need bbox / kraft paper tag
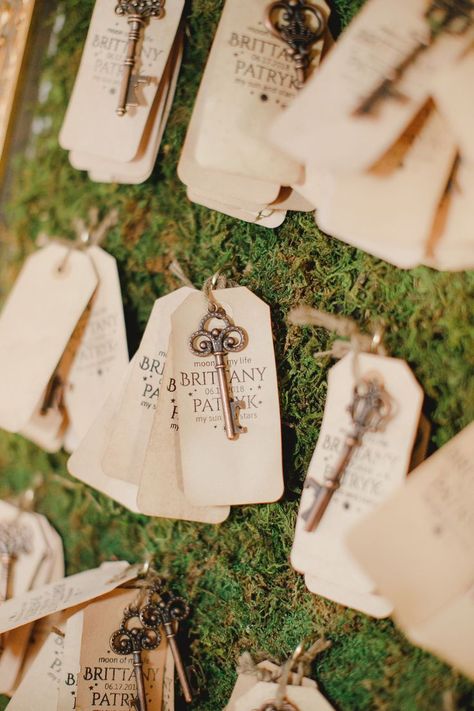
[0,243,98,433]
[137,342,230,522]
[291,353,423,608]
[424,159,474,271]
[432,51,474,163]
[194,0,328,185]
[349,422,474,679]
[310,106,458,269]
[0,561,137,633]
[59,0,184,163]
[103,287,195,485]
[58,609,84,711]
[7,631,64,710]
[271,0,474,174]
[63,245,129,449]
[76,588,167,711]
[172,287,283,506]
[236,681,334,711]
[67,359,141,513]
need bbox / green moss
[0,0,473,708]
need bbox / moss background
[0,0,473,709]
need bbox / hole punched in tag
[111,561,193,709]
[189,272,248,441]
[264,0,327,88]
[288,306,393,532]
[352,0,474,117]
[114,0,164,117]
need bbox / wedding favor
[270,0,474,268]
[59,0,185,184]
[288,307,424,616]
[178,0,330,225]
[349,422,474,680]
[0,215,128,452]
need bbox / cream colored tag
[19,405,66,454]
[59,0,185,162]
[225,661,317,710]
[67,360,141,513]
[0,243,98,433]
[194,0,328,185]
[236,681,334,711]
[304,574,392,619]
[424,159,474,271]
[172,287,283,506]
[271,0,474,174]
[186,188,287,228]
[58,609,84,711]
[432,51,474,163]
[76,588,167,711]
[349,422,474,679]
[0,561,137,633]
[72,33,184,184]
[63,246,129,449]
[162,643,175,711]
[103,287,194,485]
[309,106,458,269]
[291,353,423,605]
[7,631,64,710]
[137,342,230,522]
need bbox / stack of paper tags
[270,0,474,269]
[0,240,128,453]
[350,422,474,681]
[178,0,331,227]
[69,284,284,521]
[2,561,177,710]
[59,0,185,184]
[0,499,64,697]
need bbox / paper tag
[58,609,84,711]
[0,243,98,433]
[19,405,66,454]
[194,0,328,185]
[0,561,137,633]
[312,106,457,269]
[172,287,283,506]
[304,574,392,619]
[432,51,474,163]
[186,188,287,228]
[67,360,141,513]
[349,422,474,679]
[236,681,334,711]
[7,631,64,710]
[225,661,317,711]
[102,287,194,485]
[271,0,474,173]
[137,342,230,522]
[76,588,167,711]
[291,353,423,597]
[63,245,129,448]
[59,0,184,162]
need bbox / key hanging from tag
[353,0,474,117]
[115,0,164,116]
[110,569,192,707]
[189,274,248,441]
[265,0,327,88]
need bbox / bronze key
[302,375,392,532]
[189,303,247,440]
[353,0,474,117]
[265,0,327,88]
[140,578,192,703]
[114,0,164,117]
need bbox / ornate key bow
[265,0,327,87]
[189,303,248,440]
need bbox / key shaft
[116,15,145,117]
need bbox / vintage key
[189,302,248,440]
[353,0,474,117]
[302,375,392,532]
[140,578,192,703]
[265,0,327,88]
[114,0,164,117]
[0,520,32,603]
[110,595,162,711]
